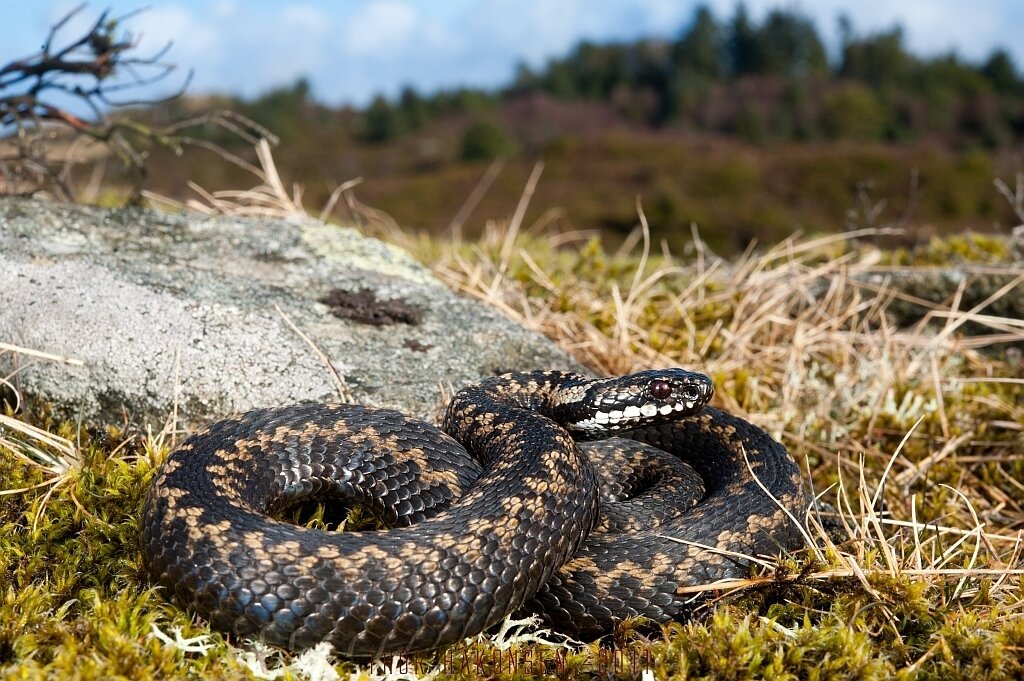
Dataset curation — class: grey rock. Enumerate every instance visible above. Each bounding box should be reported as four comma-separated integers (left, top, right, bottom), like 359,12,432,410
0,198,583,426
1012,224,1024,261
861,266,1024,330
810,231,1024,334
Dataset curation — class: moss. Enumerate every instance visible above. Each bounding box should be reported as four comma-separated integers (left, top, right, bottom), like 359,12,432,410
3,391,1023,678
887,232,1012,266
635,611,894,680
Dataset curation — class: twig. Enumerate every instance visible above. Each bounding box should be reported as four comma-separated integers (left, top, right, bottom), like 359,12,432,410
274,304,354,403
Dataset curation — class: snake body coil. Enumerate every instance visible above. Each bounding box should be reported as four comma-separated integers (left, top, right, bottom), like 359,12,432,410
142,370,804,657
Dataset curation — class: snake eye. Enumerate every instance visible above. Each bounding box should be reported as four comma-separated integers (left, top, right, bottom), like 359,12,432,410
650,380,673,400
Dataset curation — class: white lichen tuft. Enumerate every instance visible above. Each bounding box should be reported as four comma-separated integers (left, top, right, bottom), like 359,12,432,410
148,623,217,655
237,641,340,681
481,614,579,652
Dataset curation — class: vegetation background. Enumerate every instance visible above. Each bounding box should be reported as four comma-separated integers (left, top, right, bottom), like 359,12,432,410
123,4,1024,254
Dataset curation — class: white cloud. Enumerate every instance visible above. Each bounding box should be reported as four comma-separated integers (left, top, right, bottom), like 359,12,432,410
624,0,693,35
463,0,593,66
130,5,220,60
211,0,239,20
872,0,1004,60
342,0,420,57
282,5,332,35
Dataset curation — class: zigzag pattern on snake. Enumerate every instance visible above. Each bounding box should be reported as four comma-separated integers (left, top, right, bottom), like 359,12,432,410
141,369,805,657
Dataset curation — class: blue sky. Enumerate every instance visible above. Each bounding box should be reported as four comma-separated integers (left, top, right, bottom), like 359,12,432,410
4,1,1023,106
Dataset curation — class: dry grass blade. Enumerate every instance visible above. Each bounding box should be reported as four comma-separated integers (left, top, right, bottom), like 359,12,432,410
656,535,779,572
147,138,362,222
0,342,85,366
675,441,1022,606
740,443,820,561
0,413,82,530
0,343,89,529
0,414,80,477
274,303,354,404
676,567,1024,596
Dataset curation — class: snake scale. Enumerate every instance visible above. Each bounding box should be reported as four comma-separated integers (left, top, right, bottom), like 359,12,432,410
142,369,805,657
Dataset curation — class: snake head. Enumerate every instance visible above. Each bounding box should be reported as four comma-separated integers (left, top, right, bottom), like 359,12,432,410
558,368,714,439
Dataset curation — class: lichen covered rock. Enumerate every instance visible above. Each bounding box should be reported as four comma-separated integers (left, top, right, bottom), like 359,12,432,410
0,198,582,425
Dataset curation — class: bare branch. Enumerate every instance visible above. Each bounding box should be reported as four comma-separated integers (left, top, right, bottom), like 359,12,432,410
0,4,269,203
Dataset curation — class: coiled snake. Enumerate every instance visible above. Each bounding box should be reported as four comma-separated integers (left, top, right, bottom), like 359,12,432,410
142,369,805,657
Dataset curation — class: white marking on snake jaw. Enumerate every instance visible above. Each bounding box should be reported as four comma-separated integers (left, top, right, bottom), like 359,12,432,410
577,395,694,433
572,418,604,435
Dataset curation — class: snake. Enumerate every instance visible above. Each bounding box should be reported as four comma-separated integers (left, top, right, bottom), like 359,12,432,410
141,369,805,657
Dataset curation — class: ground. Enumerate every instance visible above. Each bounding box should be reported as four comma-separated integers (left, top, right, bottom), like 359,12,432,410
1,213,1022,679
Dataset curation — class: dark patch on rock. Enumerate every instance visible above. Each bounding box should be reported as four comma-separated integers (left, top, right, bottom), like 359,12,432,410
404,339,432,353
320,288,422,326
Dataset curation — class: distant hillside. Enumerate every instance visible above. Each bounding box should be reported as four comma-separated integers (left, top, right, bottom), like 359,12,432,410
205,4,1022,149
129,5,1024,251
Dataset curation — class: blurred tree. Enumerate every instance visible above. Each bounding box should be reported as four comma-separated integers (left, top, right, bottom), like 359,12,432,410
543,61,578,99
460,119,515,161
398,86,428,130
452,88,496,113
820,83,887,140
664,71,710,125
672,5,725,79
755,9,828,77
575,42,628,99
920,55,988,97
778,80,814,139
733,102,766,144
914,55,989,136
244,77,314,143
727,5,828,77
727,4,758,76
982,49,1020,95
839,24,912,89
633,39,672,91
510,63,540,93
363,94,402,143
113,1,1024,156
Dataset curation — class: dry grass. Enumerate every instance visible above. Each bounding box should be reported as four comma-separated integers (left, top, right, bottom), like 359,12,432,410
0,343,85,528
3,144,1023,678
